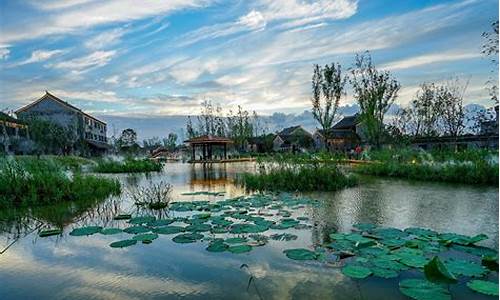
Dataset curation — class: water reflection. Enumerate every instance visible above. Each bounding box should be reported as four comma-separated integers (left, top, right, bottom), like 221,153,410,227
0,162,497,300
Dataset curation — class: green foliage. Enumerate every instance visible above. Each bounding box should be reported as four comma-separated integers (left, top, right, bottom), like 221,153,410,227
283,248,318,261
467,280,499,296
69,226,102,236
399,279,451,300
424,256,457,284
22,117,79,155
93,158,162,173
341,265,372,279
109,239,137,248
0,157,120,208
238,162,357,192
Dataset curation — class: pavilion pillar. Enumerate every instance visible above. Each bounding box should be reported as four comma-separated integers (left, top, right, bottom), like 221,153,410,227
224,143,227,159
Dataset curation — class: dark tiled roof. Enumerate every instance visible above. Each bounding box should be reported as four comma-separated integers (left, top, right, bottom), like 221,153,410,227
332,114,360,129
184,135,233,144
328,129,359,139
279,125,302,136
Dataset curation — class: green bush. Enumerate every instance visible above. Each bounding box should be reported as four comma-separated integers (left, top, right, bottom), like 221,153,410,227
0,158,120,208
93,158,162,173
238,162,357,192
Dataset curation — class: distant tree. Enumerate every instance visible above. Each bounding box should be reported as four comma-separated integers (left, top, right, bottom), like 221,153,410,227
197,100,215,135
227,105,253,150
163,133,178,151
437,78,469,139
186,116,197,139
482,20,499,103
118,128,137,148
311,63,346,142
408,83,443,137
350,52,400,148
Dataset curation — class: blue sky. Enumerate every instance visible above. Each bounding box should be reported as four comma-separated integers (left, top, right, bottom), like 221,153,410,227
0,0,498,123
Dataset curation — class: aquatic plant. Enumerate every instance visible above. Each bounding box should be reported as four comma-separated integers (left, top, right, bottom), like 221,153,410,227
128,181,172,209
0,158,121,208
93,158,162,173
238,162,357,191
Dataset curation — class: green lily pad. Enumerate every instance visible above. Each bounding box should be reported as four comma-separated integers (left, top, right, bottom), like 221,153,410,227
69,226,102,236
400,255,429,268
186,223,212,232
128,216,155,225
467,280,499,296
372,258,407,271
371,267,398,278
211,226,229,234
228,244,252,254
424,256,457,284
404,227,438,239
147,219,174,227
482,254,499,271
342,265,372,279
172,233,204,243
39,229,62,237
132,233,159,241
153,226,185,235
283,248,318,261
225,237,248,244
230,223,268,234
399,279,451,300
110,239,137,248
451,244,498,257
100,228,123,235
445,258,488,277
123,226,150,234
206,240,228,252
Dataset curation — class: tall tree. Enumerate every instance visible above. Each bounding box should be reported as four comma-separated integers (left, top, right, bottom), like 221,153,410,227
311,63,346,141
163,133,178,151
409,83,442,137
350,52,400,148
186,116,197,139
482,20,499,103
438,78,468,139
118,128,137,148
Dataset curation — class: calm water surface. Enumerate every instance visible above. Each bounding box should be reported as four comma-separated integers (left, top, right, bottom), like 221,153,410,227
0,162,497,300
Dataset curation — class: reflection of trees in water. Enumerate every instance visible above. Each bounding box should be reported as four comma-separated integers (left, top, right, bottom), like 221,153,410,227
308,191,343,247
189,163,229,188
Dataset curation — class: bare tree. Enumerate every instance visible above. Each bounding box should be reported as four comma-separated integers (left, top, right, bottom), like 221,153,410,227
311,63,346,142
350,52,400,148
408,83,443,137
438,78,469,139
482,20,499,104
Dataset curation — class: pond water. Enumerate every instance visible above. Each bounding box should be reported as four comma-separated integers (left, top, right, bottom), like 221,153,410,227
0,162,498,300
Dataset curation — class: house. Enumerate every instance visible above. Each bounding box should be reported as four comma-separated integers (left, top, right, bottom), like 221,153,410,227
0,112,31,154
273,125,313,152
15,91,109,155
246,134,275,153
313,114,365,151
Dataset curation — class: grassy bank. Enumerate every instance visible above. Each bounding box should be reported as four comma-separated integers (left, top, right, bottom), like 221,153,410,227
238,162,357,192
0,157,121,208
355,148,498,185
93,158,162,173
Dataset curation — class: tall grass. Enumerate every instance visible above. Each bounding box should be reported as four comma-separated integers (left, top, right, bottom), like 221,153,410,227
93,158,162,173
0,157,121,208
238,162,357,192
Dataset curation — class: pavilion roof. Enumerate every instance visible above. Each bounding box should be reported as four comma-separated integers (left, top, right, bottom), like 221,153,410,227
184,135,233,144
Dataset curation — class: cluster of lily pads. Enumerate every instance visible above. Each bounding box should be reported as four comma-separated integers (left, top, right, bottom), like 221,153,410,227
37,193,499,299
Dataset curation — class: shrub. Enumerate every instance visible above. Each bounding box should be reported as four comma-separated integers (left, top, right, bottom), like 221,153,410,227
93,158,162,173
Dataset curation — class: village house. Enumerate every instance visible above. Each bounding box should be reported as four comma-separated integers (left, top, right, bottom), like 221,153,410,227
15,91,109,155
0,112,31,154
273,125,313,152
313,114,366,152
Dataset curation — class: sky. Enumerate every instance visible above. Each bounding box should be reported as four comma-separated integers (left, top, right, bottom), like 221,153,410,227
0,0,498,139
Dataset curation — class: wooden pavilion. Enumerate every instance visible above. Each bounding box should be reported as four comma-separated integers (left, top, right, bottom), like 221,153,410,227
184,135,233,162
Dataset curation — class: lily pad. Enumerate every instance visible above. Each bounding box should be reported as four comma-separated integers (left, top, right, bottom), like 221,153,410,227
69,226,102,236
467,280,499,296
371,267,398,278
100,228,123,235
225,237,248,244
206,240,228,252
482,254,499,271
228,244,252,254
424,256,457,284
110,239,137,248
400,255,429,268
128,216,155,225
147,219,174,227
123,226,150,234
342,265,372,279
445,259,488,277
39,229,62,237
153,226,185,235
399,279,451,300
132,233,159,241
172,233,204,243
283,248,318,261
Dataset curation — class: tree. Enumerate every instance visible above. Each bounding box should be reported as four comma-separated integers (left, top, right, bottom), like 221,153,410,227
482,20,499,103
350,52,400,148
118,128,137,148
227,105,253,150
163,133,178,151
23,118,78,155
437,78,468,138
186,116,197,139
408,83,443,137
311,63,346,142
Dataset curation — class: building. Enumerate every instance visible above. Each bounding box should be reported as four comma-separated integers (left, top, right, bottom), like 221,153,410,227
313,114,365,151
0,112,31,154
273,125,313,152
15,91,109,155
246,134,275,153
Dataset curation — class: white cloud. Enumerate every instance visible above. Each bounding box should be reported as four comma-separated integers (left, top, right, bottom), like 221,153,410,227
85,28,125,49
16,49,65,66
238,10,267,30
381,51,481,70
1,0,213,44
0,45,10,60
104,75,119,84
51,50,116,72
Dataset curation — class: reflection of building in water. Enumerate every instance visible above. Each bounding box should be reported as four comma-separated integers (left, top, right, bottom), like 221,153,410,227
190,163,228,187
